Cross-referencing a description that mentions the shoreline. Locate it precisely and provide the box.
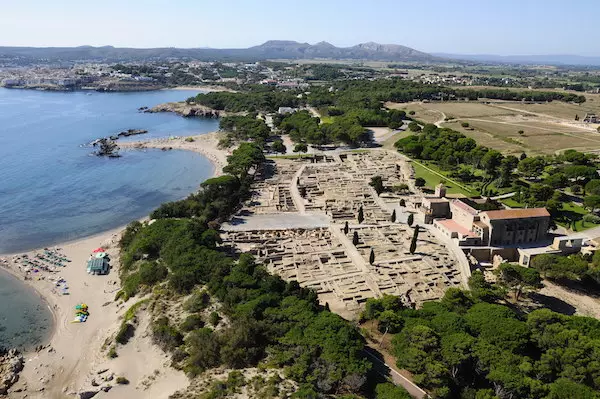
[0,132,228,398]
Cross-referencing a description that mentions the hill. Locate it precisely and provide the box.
[0,41,438,63]
[434,52,600,66]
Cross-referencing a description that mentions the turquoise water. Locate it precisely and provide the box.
[0,88,219,254]
[0,271,52,349]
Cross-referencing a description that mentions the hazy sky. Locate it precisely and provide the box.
[1,0,598,55]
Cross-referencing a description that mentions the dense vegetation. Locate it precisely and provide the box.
[362,274,600,399]
[219,114,271,145]
[274,110,369,146]
[188,86,301,113]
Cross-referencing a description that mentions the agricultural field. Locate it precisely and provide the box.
[388,99,600,155]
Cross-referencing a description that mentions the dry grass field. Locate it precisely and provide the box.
[388,99,600,155]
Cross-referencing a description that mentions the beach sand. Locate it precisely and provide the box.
[119,131,229,177]
[0,132,229,398]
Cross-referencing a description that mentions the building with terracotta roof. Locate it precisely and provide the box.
[434,199,550,248]
[480,208,550,247]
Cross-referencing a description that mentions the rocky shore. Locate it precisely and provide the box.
[0,348,24,395]
[144,102,229,118]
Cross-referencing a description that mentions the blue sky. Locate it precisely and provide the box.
[2,0,598,55]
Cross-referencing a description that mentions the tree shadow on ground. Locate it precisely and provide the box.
[527,292,577,315]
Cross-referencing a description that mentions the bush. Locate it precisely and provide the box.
[116,376,130,385]
[461,122,470,128]
[152,316,183,351]
[209,311,222,327]
[180,314,205,332]
[408,121,421,132]
[184,290,210,313]
[107,346,118,358]
[115,322,136,345]
[408,110,416,115]
[415,177,426,187]
[138,261,168,286]
[293,143,308,153]
[583,213,600,224]
[185,137,195,142]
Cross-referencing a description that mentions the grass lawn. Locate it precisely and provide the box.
[555,203,600,232]
[412,161,475,196]
[501,198,525,208]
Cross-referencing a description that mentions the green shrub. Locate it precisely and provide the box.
[107,346,118,358]
[583,213,600,224]
[152,316,183,351]
[138,261,168,286]
[116,376,130,385]
[115,322,135,345]
[183,290,210,313]
[209,311,222,327]
[184,137,195,142]
[180,314,205,332]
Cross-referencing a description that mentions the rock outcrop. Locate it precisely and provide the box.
[0,349,24,395]
[146,102,223,118]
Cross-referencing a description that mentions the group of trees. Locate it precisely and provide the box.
[361,274,600,399]
[189,85,301,113]
[531,252,600,286]
[274,110,369,146]
[219,114,271,145]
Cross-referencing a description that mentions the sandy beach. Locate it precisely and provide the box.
[0,132,229,398]
[119,131,229,177]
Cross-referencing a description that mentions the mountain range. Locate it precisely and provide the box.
[1,41,599,66]
[0,40,437,63]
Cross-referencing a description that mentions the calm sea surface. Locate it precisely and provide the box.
[0,88,219,254]
[0,88,218,348]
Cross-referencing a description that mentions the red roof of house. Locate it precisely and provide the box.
[437,219,480,238]
[482,208,550,220]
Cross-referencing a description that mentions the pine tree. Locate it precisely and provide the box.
[369,248,375,265]
[407,213,414,227]
[391,209,396,222]
[357,206,364,224]
[352,231,359,246]
[410,224,420,254]
[344,221,349,235]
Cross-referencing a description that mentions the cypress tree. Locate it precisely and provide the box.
[391,209,396,222]
[400,199,406,207]
[369,248,375,265]
[344,221,349,235]
[407,213,414,227]
[353,231,359,246]
[410,224,420,254]
[357,206,364,224]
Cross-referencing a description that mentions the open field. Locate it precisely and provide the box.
[388,100,600,155]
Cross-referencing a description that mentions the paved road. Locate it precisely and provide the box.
[364,347,429,398]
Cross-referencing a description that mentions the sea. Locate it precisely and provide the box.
[0,87,219,349]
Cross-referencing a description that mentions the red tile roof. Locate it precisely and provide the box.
[483,208,550,220]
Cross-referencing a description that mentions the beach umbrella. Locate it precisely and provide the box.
[92,248,105,253]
